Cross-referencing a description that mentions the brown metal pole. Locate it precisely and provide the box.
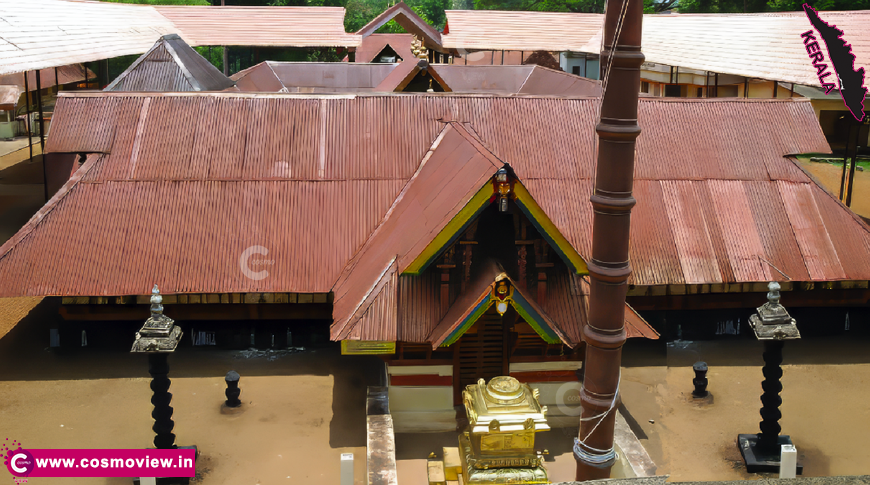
[35,70,48,202]
[23,71,32,164]
[575,0,643,480]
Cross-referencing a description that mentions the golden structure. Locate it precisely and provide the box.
[411,35,429,60]
[430,376,550,484]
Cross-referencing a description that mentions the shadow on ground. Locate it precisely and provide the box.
[0,297,385,449]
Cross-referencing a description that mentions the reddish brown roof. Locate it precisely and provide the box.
[0,93,864,300]
[332,122,500,340]
[233,61,599,96]
[234,61,399,93]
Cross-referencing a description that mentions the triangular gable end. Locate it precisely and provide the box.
[330,122,501,341]
[355,2,444,52]
[427,261,571,348]
[403,170,590,276]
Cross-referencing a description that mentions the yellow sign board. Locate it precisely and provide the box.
[340,340,396,355]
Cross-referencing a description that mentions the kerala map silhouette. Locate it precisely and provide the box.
[803,4,867,121]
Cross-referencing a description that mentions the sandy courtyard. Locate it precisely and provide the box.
[2,302,870,484]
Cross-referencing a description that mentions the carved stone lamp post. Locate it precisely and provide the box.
[738,282,802,474]
[132,285,183,450]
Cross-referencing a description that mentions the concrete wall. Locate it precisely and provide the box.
[387,364,455,433]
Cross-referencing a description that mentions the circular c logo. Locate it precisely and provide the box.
[8,451,34,477]
[240,245,270,281]
[555,381,584,417]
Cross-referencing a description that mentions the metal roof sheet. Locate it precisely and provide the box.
[0,0,360,76]
[154,5,360,48]
[642,11,870,86]
[442,10,603,52]
[0,0,180,76]
[232,61,599,96]
[105,35,234,92]
[1,93,866,298]
[442,9,870,86]
[331,123,500,340]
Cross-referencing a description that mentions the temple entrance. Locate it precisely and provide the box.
[453,306,512,404]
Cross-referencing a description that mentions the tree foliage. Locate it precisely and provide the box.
[679,0,868,12]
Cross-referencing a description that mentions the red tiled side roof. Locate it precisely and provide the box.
[1,93,864,299]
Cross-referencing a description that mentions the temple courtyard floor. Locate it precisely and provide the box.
[1,297,869,484]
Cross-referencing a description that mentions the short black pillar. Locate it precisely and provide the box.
[692,361,708,398]
[225,371,241,408]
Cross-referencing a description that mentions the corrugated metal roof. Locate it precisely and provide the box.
[443,9,870,86]
[232,61,599,96]
[0,0,180,76]
[105,35,234,92]
[0,0,360,76]
[154,5,360,48]
[331,123,501,340]
[542,270,658,343]
[1,93,867,299]
[442,10,603,52]
[642,11,870,87]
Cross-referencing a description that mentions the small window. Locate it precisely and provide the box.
[664,84,682,97]
[697,87,703,97]
[572,66,581,75]
[641,81,650,93]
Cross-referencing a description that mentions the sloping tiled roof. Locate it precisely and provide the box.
[0,93,864,299]
[105,35,234,92]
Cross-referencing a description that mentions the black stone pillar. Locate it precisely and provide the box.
[225,371,241,408]
[692,362,708,398]
[148,353,176,450]
[758,340,784,452]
